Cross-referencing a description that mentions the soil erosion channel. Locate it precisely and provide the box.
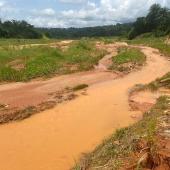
[0,44,169,170]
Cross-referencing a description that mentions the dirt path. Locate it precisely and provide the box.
[0,44,169,170]
[0,42,125,111]
[6,40,74,50]
[0,71,117,109]
[95,42,127,71]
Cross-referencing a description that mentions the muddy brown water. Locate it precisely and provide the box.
[0,46,169,170]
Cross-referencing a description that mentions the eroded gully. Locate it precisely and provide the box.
[0,45,169,170]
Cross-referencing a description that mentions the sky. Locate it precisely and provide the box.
[0,0,169,28]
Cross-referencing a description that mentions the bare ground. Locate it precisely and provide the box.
[0,42,127,123]
[129,89,170,113]
[124,88,170,170]
[0,42,169,170]
[0,42,169,125]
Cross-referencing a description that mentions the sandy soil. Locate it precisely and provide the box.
[0,43,169,170]
[7,40,74,50]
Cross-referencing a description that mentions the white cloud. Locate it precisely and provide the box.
[0,1,5,7]
[59,0,85,3]
[32,8,56,16]
[41,8,56,16]
[0,0,20,20]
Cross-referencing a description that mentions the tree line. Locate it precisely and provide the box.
[0,20,42,39]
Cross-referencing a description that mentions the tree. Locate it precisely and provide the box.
[0,19,42,39]
[146,4,162,31]
[128,4,170,39]
[128,17,147,39]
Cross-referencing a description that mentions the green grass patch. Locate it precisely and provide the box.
[127,36,170,57]
[74,96,169,170]
[0,39,106,82]
[110,47,146,72]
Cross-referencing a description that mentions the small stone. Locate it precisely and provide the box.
[5,105,9,108]
[113,140,120,145]
[131,115,137,119]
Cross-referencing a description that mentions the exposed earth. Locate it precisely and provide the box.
[0,42,169,170]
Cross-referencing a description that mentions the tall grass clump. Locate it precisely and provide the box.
[110,47,146,72]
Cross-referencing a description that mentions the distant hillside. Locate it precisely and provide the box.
[38,23,132,39]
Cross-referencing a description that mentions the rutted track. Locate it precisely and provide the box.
[0,42,124,113]
[0,43,169,170]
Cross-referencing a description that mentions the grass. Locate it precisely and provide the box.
[74,96,169,170]
[93,36,125,44]
[127,36,170,57]
[110,47,146,72]
[147,72,170,91]
[99,37,118,44]
[73,84,89,91]
[0,39,106,82]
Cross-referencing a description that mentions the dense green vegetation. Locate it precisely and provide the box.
[128,4,170,39]
[110,47,146,72]
[38,23,132,39]
[0,20,42,39]
[0,40,106,82]
[74,96,169,170]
